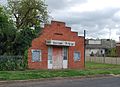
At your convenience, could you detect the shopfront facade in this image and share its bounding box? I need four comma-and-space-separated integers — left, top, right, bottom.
28, 21, 85, 69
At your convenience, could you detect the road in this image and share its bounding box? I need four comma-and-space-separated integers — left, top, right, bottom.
0, 77, 120, 87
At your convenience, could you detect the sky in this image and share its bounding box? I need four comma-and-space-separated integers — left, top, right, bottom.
1, 0, 120, 41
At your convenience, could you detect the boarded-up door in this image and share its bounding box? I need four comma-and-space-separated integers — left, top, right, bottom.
52, 47, 63, 69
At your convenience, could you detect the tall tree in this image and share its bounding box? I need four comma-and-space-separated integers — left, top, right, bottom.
13, 27, 36, 55
0, 6, 16, 55
7, 0, 48, 29
0, 6, 38, 55
0, 0, 48, 55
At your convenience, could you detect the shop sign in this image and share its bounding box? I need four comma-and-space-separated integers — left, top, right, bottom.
46, 40, 75, 46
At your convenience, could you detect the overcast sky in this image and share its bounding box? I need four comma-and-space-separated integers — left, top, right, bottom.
1, 0, 120, 41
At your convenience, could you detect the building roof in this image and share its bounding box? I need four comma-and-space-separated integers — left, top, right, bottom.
86, 44, 106, 49
86, 39, 116, 49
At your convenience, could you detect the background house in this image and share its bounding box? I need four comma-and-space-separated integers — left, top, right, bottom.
85, 39, 116, 57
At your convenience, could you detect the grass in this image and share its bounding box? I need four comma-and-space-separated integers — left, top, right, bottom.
0, 62, 120, 80
85, 62, 120, 69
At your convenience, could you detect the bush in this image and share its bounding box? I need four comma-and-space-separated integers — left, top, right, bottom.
0, 56, 24, 71
23, 49, 28, 69
106, 48, 117, 57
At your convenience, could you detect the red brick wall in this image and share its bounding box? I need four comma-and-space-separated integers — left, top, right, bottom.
116, 43, 120, 57
28, 21, 85, 69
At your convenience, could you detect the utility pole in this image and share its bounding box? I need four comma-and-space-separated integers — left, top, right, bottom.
109, 28, 112, 57
109, 28, 112, 48
109, 28, 111, 40
84, 30, 86, 68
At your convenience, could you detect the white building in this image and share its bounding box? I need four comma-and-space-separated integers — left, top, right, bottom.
85, 39, 116, 57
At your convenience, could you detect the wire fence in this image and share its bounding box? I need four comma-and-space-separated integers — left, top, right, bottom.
0, 55, 25, 70
85, 56, 120, 65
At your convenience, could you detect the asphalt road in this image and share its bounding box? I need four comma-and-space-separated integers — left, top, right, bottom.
0, 77, 120, 87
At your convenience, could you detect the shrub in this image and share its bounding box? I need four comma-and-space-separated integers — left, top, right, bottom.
23, 49, 28, 69
0, 56, 24, 71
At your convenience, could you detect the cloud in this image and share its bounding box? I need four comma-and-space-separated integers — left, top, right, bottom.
0, 0, 7, 5
1, 0, 120, 41
46, 0, 120, 41
50, 7, 120, 30
46, 0, 87, 10
116, 30, 120, 35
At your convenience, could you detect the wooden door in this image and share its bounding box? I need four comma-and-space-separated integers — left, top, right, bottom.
52, 47, 63, 69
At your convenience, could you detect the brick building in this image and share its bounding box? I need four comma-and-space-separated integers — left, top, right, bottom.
28, 21, 85, 69
116, 43, 120, 57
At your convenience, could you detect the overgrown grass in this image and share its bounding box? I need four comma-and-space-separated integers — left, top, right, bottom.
0, 62, 120, 80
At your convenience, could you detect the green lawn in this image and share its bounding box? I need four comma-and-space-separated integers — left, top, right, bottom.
85, 62, 120, 69
0, 62, 120, 80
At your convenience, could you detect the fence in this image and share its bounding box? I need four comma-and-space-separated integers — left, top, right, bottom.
85, 56, 120, 65
0, 56, 24, 70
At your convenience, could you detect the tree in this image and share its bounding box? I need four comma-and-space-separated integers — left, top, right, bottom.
0, 0, 48, 55
13, 27, 37, 55
0, 6, 16, 55
0, 6, 38, 55
7, 0, 48, 29
106, 48, 117, 57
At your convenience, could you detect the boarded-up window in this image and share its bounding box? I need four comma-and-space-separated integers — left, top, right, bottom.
74, 52, 80, 61
32, 50, 41, 62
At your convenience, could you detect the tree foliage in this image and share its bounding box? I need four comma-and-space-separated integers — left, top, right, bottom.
0, 5, 43, 55
13, 27, 37, 55
7, 0, 48, 29
0, 6, 16, 55
106, 48, 117, 57
0, 0, 48, 55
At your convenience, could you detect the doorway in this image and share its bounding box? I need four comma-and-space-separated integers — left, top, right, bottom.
48, 46, 68, 69
52, 47, 63, 69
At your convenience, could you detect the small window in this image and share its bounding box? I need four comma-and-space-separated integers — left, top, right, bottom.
32, 49, 41, 62
74, 51, 80, 61
63, 47, 68, 60
48, 47, 52, 60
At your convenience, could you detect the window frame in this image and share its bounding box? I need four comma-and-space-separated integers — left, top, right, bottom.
31, 49, 42, 62
74, 51, 80, 62
63, 47, 68, 60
